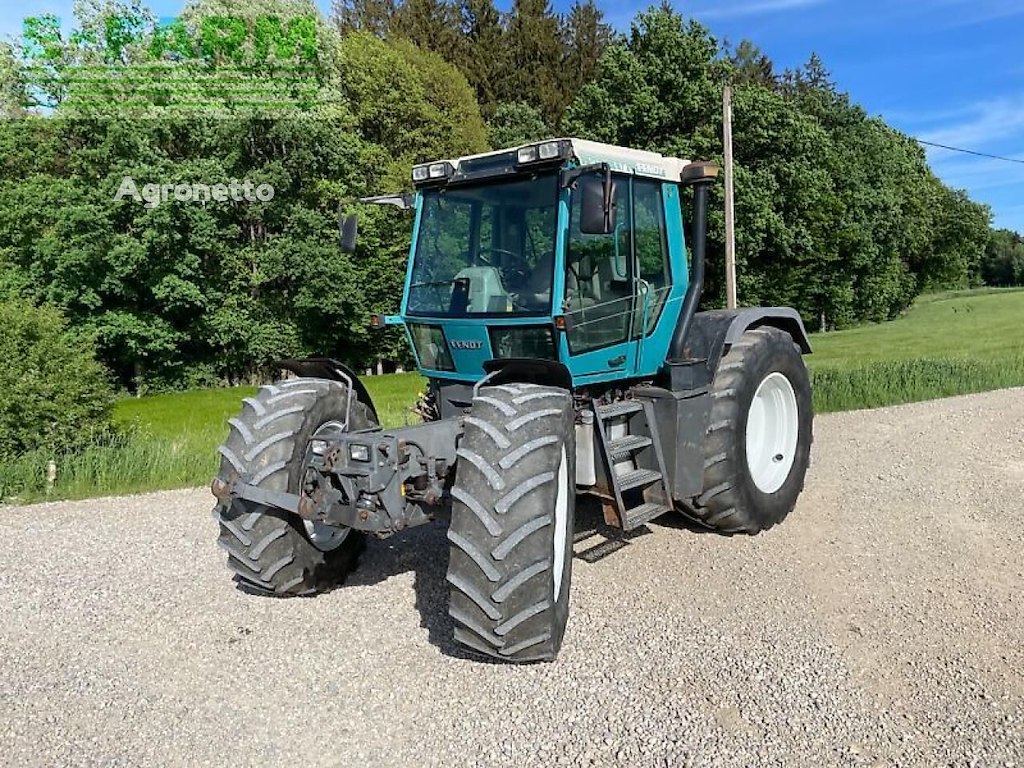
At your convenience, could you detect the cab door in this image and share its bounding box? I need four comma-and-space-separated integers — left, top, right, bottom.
630, 178, 677, 377
561, 172, 639, 384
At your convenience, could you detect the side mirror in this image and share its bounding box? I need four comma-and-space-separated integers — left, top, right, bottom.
578, 173, 617, 235
339, 213, 358, 253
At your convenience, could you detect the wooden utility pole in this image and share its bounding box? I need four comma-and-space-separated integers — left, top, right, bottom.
723, 85, 738, 309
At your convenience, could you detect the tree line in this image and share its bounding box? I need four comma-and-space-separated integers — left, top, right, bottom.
0, 0, 1006, 395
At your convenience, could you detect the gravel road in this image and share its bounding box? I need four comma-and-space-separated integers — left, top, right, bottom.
2, 389, 1023, 767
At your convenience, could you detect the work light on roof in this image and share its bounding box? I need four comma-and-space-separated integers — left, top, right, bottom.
517, 145, 539, 164
516, 140, 565, 166
538, 141, 561, 160
411, 161, 454, 184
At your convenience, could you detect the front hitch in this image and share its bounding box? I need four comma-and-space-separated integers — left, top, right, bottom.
212, 417, 463, 537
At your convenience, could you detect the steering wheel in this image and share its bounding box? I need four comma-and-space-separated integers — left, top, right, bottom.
476, 247, 519, 267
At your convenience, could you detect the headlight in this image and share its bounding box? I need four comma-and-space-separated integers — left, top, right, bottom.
349, 443, 370, 462
408, 323, 455, 371
488, 325, 557, 361
412, 165, 430, 182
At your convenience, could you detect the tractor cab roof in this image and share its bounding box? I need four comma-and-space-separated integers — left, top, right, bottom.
413, 139, 691, 187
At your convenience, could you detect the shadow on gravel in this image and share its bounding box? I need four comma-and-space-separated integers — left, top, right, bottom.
650, 512, 721, 535
330, 497, 674, 661
230, 499, 708, 659
342, 520, 491, 662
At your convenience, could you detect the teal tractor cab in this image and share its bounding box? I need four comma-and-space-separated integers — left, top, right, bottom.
212, 138, 814, 663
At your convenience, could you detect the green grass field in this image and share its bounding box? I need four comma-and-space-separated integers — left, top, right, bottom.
3, 288, 1022, 503
0, 374, 427, 504
808, 288, 1024, 411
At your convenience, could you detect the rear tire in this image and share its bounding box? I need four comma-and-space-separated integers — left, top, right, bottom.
446, 383, 576, 662
689, 328, 813, 534
214, 378, 375, 595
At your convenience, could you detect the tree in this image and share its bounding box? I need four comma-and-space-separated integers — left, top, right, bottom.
560, 1, 613, 106
499, 0, 564, 127
0, 42, 29, 117
728, 39, 774, 88
564, 7, 724, 156
1, 1, 487, 387
457, 0, 503, 115
0, 298, 114, 457
565, 6, 991, 327
980, 229, 1024, 286
393, 0, 464, 60
487, 101, 548, 148
332, 0, 396, 36
333, 31, 487, 177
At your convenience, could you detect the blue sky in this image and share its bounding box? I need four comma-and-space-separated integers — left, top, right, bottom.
2, 0, 1022, 232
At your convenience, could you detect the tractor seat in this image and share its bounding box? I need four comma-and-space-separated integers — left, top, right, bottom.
565, 248, 632, 347
516, 249, 555, 310
454, 266, 512, 313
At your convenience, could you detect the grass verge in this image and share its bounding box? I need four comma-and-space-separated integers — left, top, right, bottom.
807, 287, 1024, 412
1, 373, 425, 504
810, 356, 1024, 413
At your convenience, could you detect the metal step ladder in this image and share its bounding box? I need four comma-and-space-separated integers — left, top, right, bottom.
594, 399, 673, 531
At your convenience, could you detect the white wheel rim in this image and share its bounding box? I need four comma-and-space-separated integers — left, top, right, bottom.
552, 446, 569, 600
745, 372, 799, 494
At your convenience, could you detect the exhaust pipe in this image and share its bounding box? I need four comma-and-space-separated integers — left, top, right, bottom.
668, 162, 719, 363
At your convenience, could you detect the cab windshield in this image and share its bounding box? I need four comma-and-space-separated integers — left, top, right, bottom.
406, 174, 559, 317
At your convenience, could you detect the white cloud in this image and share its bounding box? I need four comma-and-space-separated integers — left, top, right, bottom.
932, 0, 1024, 28
928, 154, 1024, 192
918, 96, 1024, 152
688, 0, 826, 20
901, 96, 1024, 232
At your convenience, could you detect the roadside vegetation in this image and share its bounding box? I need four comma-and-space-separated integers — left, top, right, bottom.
0, 374, 426, 503
2, 289, 1022, 504
810, 288, 1024, 411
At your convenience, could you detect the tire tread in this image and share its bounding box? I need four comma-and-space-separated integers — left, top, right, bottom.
214, 378, 370, 596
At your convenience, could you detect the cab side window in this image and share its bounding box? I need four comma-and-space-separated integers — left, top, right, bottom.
565, 174, 632, 354
632, 179, 670, 335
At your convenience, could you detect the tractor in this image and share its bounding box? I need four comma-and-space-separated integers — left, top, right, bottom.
211, 138, 813, 663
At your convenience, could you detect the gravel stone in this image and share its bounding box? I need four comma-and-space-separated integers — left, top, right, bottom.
1, 389, 1023, 767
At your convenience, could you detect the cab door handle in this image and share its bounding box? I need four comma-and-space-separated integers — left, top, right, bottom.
607, 355, 626, 367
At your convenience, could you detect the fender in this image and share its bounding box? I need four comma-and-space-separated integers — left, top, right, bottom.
275, 357, 380, 424
481, 358, 573, 391
654, 307, 811, 497
683, 307, 812, 378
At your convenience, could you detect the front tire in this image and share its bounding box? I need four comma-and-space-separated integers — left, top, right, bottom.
690, 328, 813, 534
214, 378, 375, 595
446, 383, 576, 662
